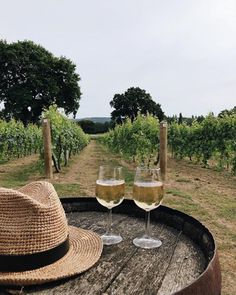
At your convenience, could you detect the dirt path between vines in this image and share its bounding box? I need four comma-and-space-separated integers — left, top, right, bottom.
52, 139, 134, 197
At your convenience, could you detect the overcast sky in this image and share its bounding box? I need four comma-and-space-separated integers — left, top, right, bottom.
1, 0, 236, 118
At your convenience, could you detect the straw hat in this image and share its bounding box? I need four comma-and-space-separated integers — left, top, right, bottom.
0, 181, 103, 286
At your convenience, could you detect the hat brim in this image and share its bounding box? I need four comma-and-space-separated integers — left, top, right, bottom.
0, 226, 103, 286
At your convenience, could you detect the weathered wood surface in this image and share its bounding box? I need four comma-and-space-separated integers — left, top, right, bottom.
159, 121, 168, 181
0, 199, 221, 295
42, 119, 53, 179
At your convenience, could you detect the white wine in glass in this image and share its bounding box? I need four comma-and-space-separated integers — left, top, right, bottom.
133, 167, 164, 249
95, 166, 125, 245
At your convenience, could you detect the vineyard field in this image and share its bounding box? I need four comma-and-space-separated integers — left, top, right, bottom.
101, 113, 236, 174
0, 139, 235, 295
0, 111, 235, 294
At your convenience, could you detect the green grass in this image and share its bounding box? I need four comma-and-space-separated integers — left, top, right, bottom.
0, 159, 8, 165
0, 158, 82, 197
53, 183, 81, 197
0, 160, 44, 188
166, 188, 192, 200
164, 188, 211, 220
218, 205, 236, 221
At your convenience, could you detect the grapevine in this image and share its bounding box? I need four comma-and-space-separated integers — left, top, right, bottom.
100, 114, 160, 165
168, 114, 236, 173
0, 119, 42, 163
101, 113, 236, 174
43, 105, 89, 171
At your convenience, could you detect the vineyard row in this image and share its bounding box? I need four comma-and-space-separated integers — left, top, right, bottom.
100, 114, 236, 173
0, 106, 89, 170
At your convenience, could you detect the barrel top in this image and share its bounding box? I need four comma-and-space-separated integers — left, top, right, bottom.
0, 198, 221, 295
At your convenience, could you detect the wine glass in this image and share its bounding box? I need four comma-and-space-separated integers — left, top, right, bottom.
133, 167, 164, 249
95, 165, 125, 245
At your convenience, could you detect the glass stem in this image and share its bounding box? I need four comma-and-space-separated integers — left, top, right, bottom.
145, 211, 150, 237
107, 208, 112, 234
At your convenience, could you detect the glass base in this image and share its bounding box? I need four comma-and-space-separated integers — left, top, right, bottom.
101, 233, 123, 245
133, 235, 162, 249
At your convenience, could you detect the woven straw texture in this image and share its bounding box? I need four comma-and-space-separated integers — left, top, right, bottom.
0, 181, 103, 286
0, 182, 67, 255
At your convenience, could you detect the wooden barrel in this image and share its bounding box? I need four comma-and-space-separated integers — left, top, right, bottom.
0, 198, 221, 295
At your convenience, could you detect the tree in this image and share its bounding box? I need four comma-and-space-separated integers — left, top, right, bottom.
0, 40, 81, 125
178, 113, 183, 124
110, 87, 164, 124
78, 120, 111, 134
78, 120, 96, 134
218, 106, 236, 117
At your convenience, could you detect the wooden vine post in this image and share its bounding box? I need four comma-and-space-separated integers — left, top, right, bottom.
42, 118, 53, 179
160, 121, 167, 181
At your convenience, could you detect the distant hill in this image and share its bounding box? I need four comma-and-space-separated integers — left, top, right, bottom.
76, 117, 111, 123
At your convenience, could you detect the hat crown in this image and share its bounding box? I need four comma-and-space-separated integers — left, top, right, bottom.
0, 182, 68, 255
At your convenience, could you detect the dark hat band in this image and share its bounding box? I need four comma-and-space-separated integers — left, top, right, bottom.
0, 236, 70, 272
